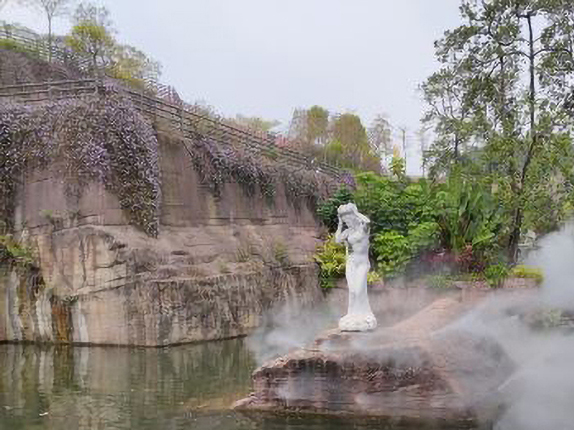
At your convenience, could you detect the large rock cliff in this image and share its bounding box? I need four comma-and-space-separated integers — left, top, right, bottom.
0, 130, 326, 346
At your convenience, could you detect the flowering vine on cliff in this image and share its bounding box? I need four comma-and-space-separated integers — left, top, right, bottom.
0, 90, 161, 236
187, 137, 339, 208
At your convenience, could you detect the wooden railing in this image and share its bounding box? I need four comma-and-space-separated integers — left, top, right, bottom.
0, 80, 342, 178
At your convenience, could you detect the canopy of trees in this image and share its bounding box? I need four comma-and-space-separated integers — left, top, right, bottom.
422, 0, 574, 261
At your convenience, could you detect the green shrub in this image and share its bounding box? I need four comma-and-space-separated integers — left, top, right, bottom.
484, 263, 510, 288
0, 234, 35, 270
407, 221, 440, 254
510, 265, 544, 285
314, 235, 346, 289
367, 271, 381, 286
427, 273, 455, 289
0, 38, 35, 55
316, 187, 353, 231
372, 231, 411, 278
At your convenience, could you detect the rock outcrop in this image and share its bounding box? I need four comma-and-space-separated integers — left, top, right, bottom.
236, 295, 514, 426
0, 130, 326, 346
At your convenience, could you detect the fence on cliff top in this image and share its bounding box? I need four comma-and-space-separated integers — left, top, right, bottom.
0, 80, 343, 178
0, 22, 342, 177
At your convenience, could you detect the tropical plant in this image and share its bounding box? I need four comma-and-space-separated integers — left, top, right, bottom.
313, 235, 346, 289
432, 173, 504, 263
422, 0, 574, 262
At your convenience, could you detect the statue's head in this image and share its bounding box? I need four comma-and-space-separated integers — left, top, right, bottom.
338, 203, 370, 228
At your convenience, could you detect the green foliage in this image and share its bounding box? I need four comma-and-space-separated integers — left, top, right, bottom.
231, 115, 280, 133
367, 271, 381, 286
109, 44, 161, 88
66, 21, 115, 70
272, 241, 289, 267
315, 169, 506, 279
484, 263, 510, 289
0, 38, 34, 54
287, 106, 382, 173
353, 172, 434, 236
313, 235, 345, 289
432, 173, 504, 263
390, 155, 406, 180
0, 234, 35, 270
408, 221, 440, 255
422, 0, 574, 261
316, 187, 353, 231
372, 231, 411, 278
510, 265, 544, 285
427, 273, 454, 289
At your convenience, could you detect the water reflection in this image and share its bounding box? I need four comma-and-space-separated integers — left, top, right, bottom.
0, 340, 479, 430
0, 340, 255, 430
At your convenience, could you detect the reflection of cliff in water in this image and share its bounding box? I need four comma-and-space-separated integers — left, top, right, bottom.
0, 340, 254, 430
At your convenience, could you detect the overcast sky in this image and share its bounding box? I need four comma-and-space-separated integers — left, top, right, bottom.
2, 0, 462, 174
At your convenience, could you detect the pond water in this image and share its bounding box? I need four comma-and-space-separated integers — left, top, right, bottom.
0, 339, 480, 430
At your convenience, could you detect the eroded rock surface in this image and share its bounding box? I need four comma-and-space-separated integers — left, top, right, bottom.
236, 296, 513, 426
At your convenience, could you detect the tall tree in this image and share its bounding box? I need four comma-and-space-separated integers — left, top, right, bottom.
421, 66, 474, 177
331, 113, 381, 172
110, 44, 161, 85
368, 114, 393, 170
416, 126, 430, 178
72, 1, 112, 28
66, 2, 114, 73
21, 0, 75, 62
424, 0, 574, 261
306, 105, 329, 146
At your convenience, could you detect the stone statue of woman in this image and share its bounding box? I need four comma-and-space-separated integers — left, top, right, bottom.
335, 203, 377, 332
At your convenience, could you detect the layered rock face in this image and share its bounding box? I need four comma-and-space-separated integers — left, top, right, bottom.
0, 132, 324, 346
236, 295, 513, 426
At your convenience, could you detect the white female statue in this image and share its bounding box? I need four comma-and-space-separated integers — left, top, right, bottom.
335, 203, 377, 332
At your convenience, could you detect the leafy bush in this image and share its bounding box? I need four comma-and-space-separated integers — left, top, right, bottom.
427, 273, 455, 289
367, 271, 381, 286
484, 263, 510, 288
372, 231, 411, 278
432, 174, 504, 261
353, 172, 435, 237
510, 265, 544, 285
408, 221, 441, 254
316, 187, 353, 230
313, 235, 346, 289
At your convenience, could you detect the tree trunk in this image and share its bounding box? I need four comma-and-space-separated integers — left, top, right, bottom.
508, 13, 537, 263
48, 16, 52, 64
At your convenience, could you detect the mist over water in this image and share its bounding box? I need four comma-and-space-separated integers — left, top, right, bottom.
439, 223, 574, 430
247, 223, 574, 429
246, 299, 339, 365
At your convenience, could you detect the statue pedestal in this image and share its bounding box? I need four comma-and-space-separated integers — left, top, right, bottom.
338, 313, 377, 331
